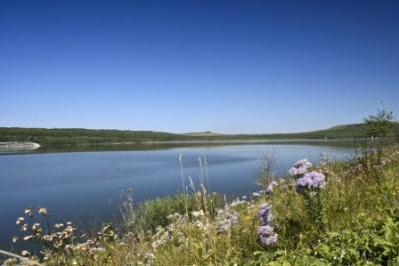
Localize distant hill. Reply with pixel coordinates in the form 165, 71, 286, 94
238, 122, 399, 140
184, 131, 222, 136
0, 122, 398, 147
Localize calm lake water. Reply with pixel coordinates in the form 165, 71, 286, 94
0, 144, 355, 250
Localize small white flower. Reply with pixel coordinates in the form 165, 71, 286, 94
16, 217, 25, 225
21, 250, 30, 256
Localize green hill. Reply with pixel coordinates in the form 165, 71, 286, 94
0, 122, 398, 147
183, 131, 222, 137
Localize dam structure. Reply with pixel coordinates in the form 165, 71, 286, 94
0, 142, 41, 153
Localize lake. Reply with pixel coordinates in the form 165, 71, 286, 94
0, 143, 355, 250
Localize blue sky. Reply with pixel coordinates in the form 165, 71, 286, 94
1, 0, 398, 133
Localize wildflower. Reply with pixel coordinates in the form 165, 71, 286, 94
294, 159, 312, 169
93, 247, 105, 253
380, 158, 391, 165
151, 231, 171, 249
16, 217, 24, 225
42, 234, 52, 241
191, 210, 204, 219
32, 223, 42, 232
289, 159, 312, 178
266, 181, 278, 194
64, 225, 75, 236
151, 240, 161, 249
32, 224, 42, 237
257, 224, 274, 236
288, 166, 308, 177
144, 252, 155, 265
256, 203, 277, 246
216, 210, 239, 234
167, 213, 183, 223
295, 171, 326, 193
257, 225, 278, 247
24, 208, 33, 217
144, 252, 154, 259
38, 207, 48, 216
21, 250, 30, 257
259, 233, 278, 246
194, 220, 204, 229
258, 203, 272, 225
54, 223, 64, 229
217, 222, 229, 234
229, 212, 239, 226
22, 224, 28, 232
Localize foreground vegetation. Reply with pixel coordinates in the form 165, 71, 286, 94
3, 144, 399, 265
1, 122, 398, 147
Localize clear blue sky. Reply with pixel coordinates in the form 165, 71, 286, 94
1, 0, 398, 133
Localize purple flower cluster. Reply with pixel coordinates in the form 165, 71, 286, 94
258, 225, 278, 246
295, 171, 326, 193
257, 203, 277, 246
258, 203, 272, 225
288, 159, 312, 178
257, 224, 274, 235
216, 210, 239, 234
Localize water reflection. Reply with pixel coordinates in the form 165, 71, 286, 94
0, 143, 354, 249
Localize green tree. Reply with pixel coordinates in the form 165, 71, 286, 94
364, 108, 394, 138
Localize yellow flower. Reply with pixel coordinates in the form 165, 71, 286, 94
38, 207, 49, 216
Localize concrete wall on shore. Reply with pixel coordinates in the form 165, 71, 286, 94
0, 142, 41, 152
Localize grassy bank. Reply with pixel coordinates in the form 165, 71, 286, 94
3, 145, 399, 265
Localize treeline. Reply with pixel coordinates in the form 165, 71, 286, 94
0, 122, 398, 147
0, 128, 194, 146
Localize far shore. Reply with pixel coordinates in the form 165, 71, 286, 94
0, 138, 377, 154
139, 138, 370, 145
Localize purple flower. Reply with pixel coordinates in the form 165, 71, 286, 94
294, 159, 312, 169
288, 166, 308, 177
257, 225, 278, 246
258, 203, 272, 225
229, 212, 239, 226
295, 171, 326, 193
259, 234, 278, 246
216, 210, 239, 234
257, 225, 273, 235
217, 222, 229, 234
289, 159, 312, 178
